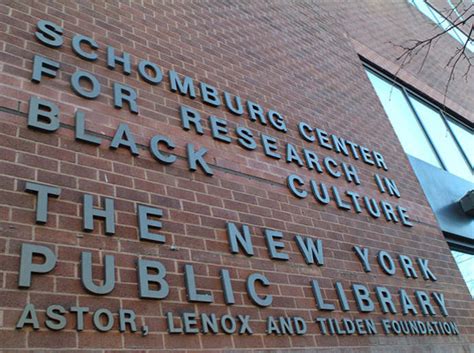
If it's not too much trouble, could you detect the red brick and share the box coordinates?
[0,1,472,352]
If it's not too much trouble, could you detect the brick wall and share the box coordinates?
[0,1,472,352]
[336,0,473,123]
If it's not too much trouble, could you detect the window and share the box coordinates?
[451,250,474,298]
[365,71,441,168]
[408,96,473,181]
[365,68,473,182]
[447,119,474,169]
[408,0,474,52]
[366,66,474,298]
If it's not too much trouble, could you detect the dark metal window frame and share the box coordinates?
[425,0,472,40]
[362,60,474,255]
[363,62,473,174]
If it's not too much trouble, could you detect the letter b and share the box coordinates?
[28,96,60,132]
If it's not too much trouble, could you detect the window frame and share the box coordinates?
[445,116,474,169]
[363,63,474,179]
[407,0,474,52]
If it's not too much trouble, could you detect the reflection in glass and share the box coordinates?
[365,71,442,168]
[408,0,474,52]
[451,250,474,298]
[409,97,473,182]
[447,119,474,169]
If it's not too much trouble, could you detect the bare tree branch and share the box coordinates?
[443,25,474,106]
[390,0,473,112]
[432,1,472,27]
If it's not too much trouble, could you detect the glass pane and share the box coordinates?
[365,70,442,168]
[451,250,474,298]
[408,0,474,52]
[447,120,474,169]
[409,97,473,181]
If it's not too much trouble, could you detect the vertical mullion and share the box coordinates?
[441,112,473,170]
[401,87,447,171]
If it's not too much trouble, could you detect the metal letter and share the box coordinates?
[310,181,330,204]
[415,290,436,316]
[185,264,214,303]
[169,70,196,98]
[360,146,374,165]
[83,194,115,235]
[417,258,437,281]
[287,174,307,199]
[267,110,287,132]
[70,70,101,99]
[138,204,164,243]
[397,206,413,227]
[342,163,360,185]
[375,287,397,314]
[150,135,176,164]
[93,308,114,331]
[107,46,131,74]
[35,19,63,48]
[399,255,418,278]
[303,149,323,172]
[183,312,199,333]
[209,116,231,143]
[236,127,256,150]
[261,134,280,159]
[186,143,213,176]
[294,235,323,265]
[323,157,341,178]
[432,292,448,316]
[286,143,303,166]
[227,222,254,256]
[113,83,138,114]
[110,123,139,156]
[316,129,332,149]
[200,82,221,107]
[180,105,203,134]
[399,289,418,315]
[31,55,60,83]
[19,243,56,288]
[346,191,362,213]
[298,122,315,142]
[81,251,115,295]
[332,186,351,210]
[45,305,66,330]
[352,284,374,313]
[377,251,396,276]
[138,60,163,85]
[70,306,88,331]
[28,96,60,132]
[75,111,102,145]
[16,304,39,329]
[335,282,350,311]
[353,246,371,272]
[381,201,399,223]
[247,273,272,307]
[264,229,289,261]
[119,309,137,332]
[311,279,335,311]
[137,259,169,299]
[221,315,236,334]
[220,269,235,305]
[373,151,388,170]
[25,181,61,224]
[247,101,266,124]
[364,196,381,218]
[71,34,98,61]
[223,91,243,115]
[238,315,253,334]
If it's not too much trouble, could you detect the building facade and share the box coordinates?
[0,0,472,352]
